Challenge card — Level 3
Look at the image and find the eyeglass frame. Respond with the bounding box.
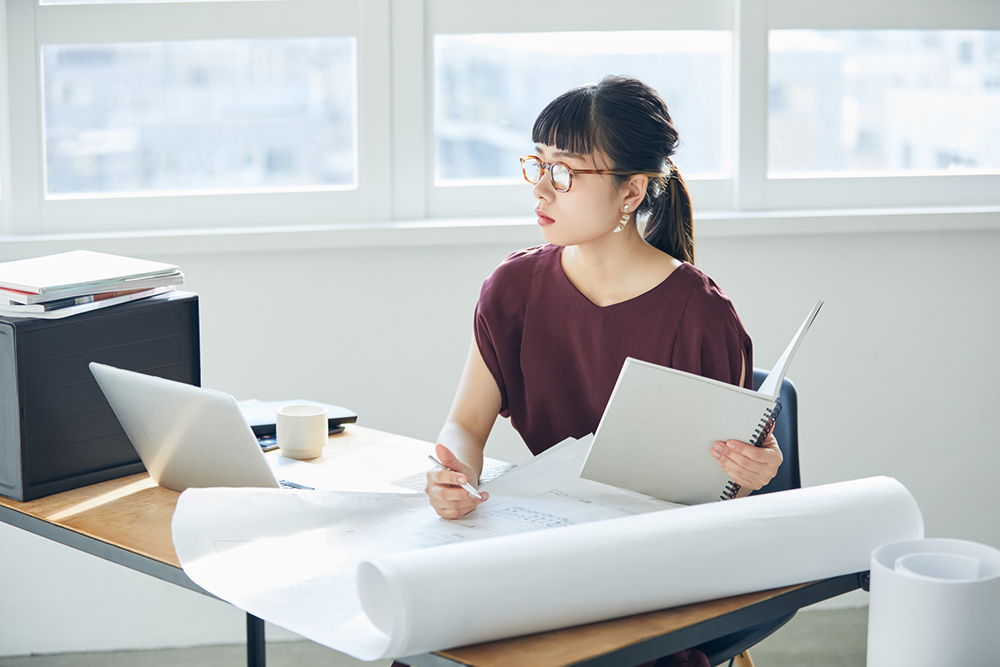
[519,155,667,193]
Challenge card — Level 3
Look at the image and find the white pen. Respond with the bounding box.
[428,454,483,500]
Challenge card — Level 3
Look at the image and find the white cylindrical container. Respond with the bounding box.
[867,538,1000,667]
[276,404,328,460]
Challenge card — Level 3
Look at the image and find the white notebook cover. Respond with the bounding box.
[581,359,775,505]
[580,299,823,505]
[0,250,180,294]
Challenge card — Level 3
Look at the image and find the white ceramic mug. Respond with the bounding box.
[276,404,328,460]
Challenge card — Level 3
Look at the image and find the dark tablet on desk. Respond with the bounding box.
[238,399,358,439]
[255,425,345,452]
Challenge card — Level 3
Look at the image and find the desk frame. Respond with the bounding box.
[0,497,272,667]
[0,502,206,596]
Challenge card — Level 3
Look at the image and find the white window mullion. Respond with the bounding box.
[0,0,11,234]
[5,0,42,235]
[735,0,768,211]
[358,0,392,222]
[390,0,427,221]
[34,1,360,45]
[429,0,732,34]
[764,0,1000,30]
[766,175,1000,211]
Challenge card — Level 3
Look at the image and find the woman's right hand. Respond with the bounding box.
[425,443,489,519]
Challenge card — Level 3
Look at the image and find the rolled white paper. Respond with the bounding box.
[358,476,923,658]
[867,538,1000,666]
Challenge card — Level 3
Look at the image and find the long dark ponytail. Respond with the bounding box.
[531,75,695,264]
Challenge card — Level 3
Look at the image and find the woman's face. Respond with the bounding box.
[531,144,626,248]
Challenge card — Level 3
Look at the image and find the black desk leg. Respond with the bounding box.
[247,613,266,667]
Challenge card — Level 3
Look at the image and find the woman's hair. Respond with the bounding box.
[531,75,694,263]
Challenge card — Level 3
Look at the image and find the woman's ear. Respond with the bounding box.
[623,174,648,211]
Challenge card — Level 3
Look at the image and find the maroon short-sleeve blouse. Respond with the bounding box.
[475,244,753,456]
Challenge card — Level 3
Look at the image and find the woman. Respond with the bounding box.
[423,76,782,666]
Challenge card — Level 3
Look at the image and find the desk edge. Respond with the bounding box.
[401,573,865,667]
[0,503,212,598]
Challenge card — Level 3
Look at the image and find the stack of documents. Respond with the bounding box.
[0,250,183,319]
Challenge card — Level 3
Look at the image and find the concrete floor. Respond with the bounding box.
[738,607,868,667]
[0,607,867,667]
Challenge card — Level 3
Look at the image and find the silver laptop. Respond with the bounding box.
[90,362,315,492]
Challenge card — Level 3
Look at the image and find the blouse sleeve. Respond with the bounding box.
[670,271,754,390]
[473,248,540,416]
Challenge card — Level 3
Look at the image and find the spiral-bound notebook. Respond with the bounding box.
[580,300,823,505]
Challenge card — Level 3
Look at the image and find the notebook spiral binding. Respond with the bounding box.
[719,401,783,501]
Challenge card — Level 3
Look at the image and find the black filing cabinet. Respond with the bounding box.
[0,292,200,501]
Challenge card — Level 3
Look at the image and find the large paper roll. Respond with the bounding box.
[867,538,1000,666]
[358,476,923,658]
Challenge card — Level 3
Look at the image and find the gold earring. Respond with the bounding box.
[615,205,630,233]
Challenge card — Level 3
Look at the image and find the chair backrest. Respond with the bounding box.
[750,369,801,494]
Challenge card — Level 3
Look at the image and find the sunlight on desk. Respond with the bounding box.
[46,477,158,522]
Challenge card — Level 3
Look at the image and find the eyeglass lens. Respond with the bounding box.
[523,157,542,184]
[523,157,572,192]
[550,164,571,191]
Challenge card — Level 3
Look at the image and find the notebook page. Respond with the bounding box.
[757,299,824,399]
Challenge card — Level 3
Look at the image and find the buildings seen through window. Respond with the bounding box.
[43,38,357,197]
[768,30,1000,175]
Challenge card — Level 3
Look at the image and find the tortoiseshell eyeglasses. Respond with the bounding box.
[519,155,664,193]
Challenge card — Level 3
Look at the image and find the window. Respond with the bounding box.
[769,30,1000,177]
[421,0,736,217]
[0,0,997,235]
[434,31,732,185]
[43,38,357,198]
[3,0,369,233]
[738,0,1000,211]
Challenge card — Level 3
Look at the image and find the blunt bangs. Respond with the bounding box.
[531,84,601,156]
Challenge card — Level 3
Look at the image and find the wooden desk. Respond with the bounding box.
[0,425,863,667]
[407,575,864,667]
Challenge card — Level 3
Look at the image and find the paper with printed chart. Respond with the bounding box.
[172,435,923,661]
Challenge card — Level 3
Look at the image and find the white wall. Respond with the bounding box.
[699,225,1000,549]
[2,221,999,655]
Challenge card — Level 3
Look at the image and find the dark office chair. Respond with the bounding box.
[687,369,801,667]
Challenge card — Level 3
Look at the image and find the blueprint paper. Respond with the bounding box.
[173,437,673,658]
[172,440,923,661]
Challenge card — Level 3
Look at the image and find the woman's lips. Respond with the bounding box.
[536,210,554,226]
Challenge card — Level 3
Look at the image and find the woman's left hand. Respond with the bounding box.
[711,432,783,492]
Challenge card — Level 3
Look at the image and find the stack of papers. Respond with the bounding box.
[0,250,184,319]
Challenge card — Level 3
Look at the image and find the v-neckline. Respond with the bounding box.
[556,246,684,310]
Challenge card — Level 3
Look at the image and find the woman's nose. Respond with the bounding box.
[532,174,554,200]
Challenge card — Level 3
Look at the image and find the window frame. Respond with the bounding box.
[738,0,1000,211]
[2,0,391,235]
[0,0,997,238]
[0,0,15,235]
[412,0,737,219]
